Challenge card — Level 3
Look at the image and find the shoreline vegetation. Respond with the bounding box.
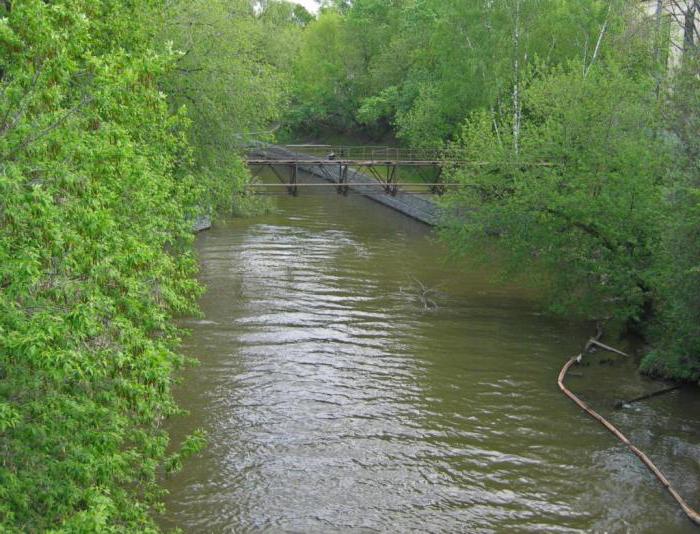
[0,1,300,530]
[0,0,698,531]
[284,0,700,384]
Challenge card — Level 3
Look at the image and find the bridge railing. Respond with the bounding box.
[283,145,445,162]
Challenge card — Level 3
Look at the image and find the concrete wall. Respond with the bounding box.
[250,145,445,227]
[193,215,212,232]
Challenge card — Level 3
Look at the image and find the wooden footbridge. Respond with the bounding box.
[246,144,458,196]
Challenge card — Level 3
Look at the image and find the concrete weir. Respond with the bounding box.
[250,145,444,226]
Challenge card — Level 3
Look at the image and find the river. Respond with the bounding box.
[161,174,700,533]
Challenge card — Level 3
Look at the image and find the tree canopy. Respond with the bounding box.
[0,0,300,530]
[1,0,699,531]
[285,0,700,380]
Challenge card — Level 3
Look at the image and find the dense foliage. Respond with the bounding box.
[0,1,198,529]
[160,0,304,212]
[285,1,700,381]
[2,0,699,530]
[0,0,297,530]
[440,3,700,380]
[288,0,620,145]
[442,60,668,324]
[643,52,700,379]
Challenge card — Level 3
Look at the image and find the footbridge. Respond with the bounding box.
[246,144,461,196]
[244,143,555,225]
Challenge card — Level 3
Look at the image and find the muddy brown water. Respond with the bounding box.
[161,175,700,533]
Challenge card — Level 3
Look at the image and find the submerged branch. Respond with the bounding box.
[559,335,700,526]
[614,385,682,409]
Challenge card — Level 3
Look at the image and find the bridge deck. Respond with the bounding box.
[244,144,556,199]
[246,159,463,166]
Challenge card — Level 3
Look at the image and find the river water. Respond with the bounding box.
[161,177,700,533]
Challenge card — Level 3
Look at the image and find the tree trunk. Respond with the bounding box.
[683,0,698,55]
[684,5,696,50]
[512,0,522,158]
[585,2,612,77]
[654,0,665,99]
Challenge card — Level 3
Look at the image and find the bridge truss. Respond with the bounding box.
[246,144,556,197]
[246,145,457,196]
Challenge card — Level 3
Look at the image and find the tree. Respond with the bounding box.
[0,0,206,530]
[320,0,352,13]
[292,3,315,25]
[288,10,360,130]
[160,0,299,210]
[442,57,668,326]
[286,0,619,146]
[643,21,700,380]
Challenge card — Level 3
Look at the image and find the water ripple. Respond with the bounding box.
[162,191,700,534]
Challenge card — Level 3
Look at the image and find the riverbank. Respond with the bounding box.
[193,215,212,232]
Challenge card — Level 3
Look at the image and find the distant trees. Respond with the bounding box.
[285,1,700,380]
[287,10,356,130]
[287,0,621,144]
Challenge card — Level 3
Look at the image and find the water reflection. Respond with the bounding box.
[161,179,700,533]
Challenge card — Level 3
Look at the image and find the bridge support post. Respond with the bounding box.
[288,164,298,196]
[337,164,349,195]
[386,165,398,196]
[429,167,446,195]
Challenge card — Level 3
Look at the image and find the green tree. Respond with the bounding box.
[644,48,700,380]
[286,0,620,146]
[0,1,205,530]
[289,10,360,130]
[161,0,297,212]
[442,57,668,326]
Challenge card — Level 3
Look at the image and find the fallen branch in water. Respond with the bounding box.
[585,338,629,357]
[402,275,440,310]
[558,340,700,526]
[614,385,682,410]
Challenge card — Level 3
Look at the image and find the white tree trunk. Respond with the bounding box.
[512,0,522,157]
[585,2,612,77]
[654,0,665,98]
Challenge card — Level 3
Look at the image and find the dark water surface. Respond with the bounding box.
[161,178,700,533]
